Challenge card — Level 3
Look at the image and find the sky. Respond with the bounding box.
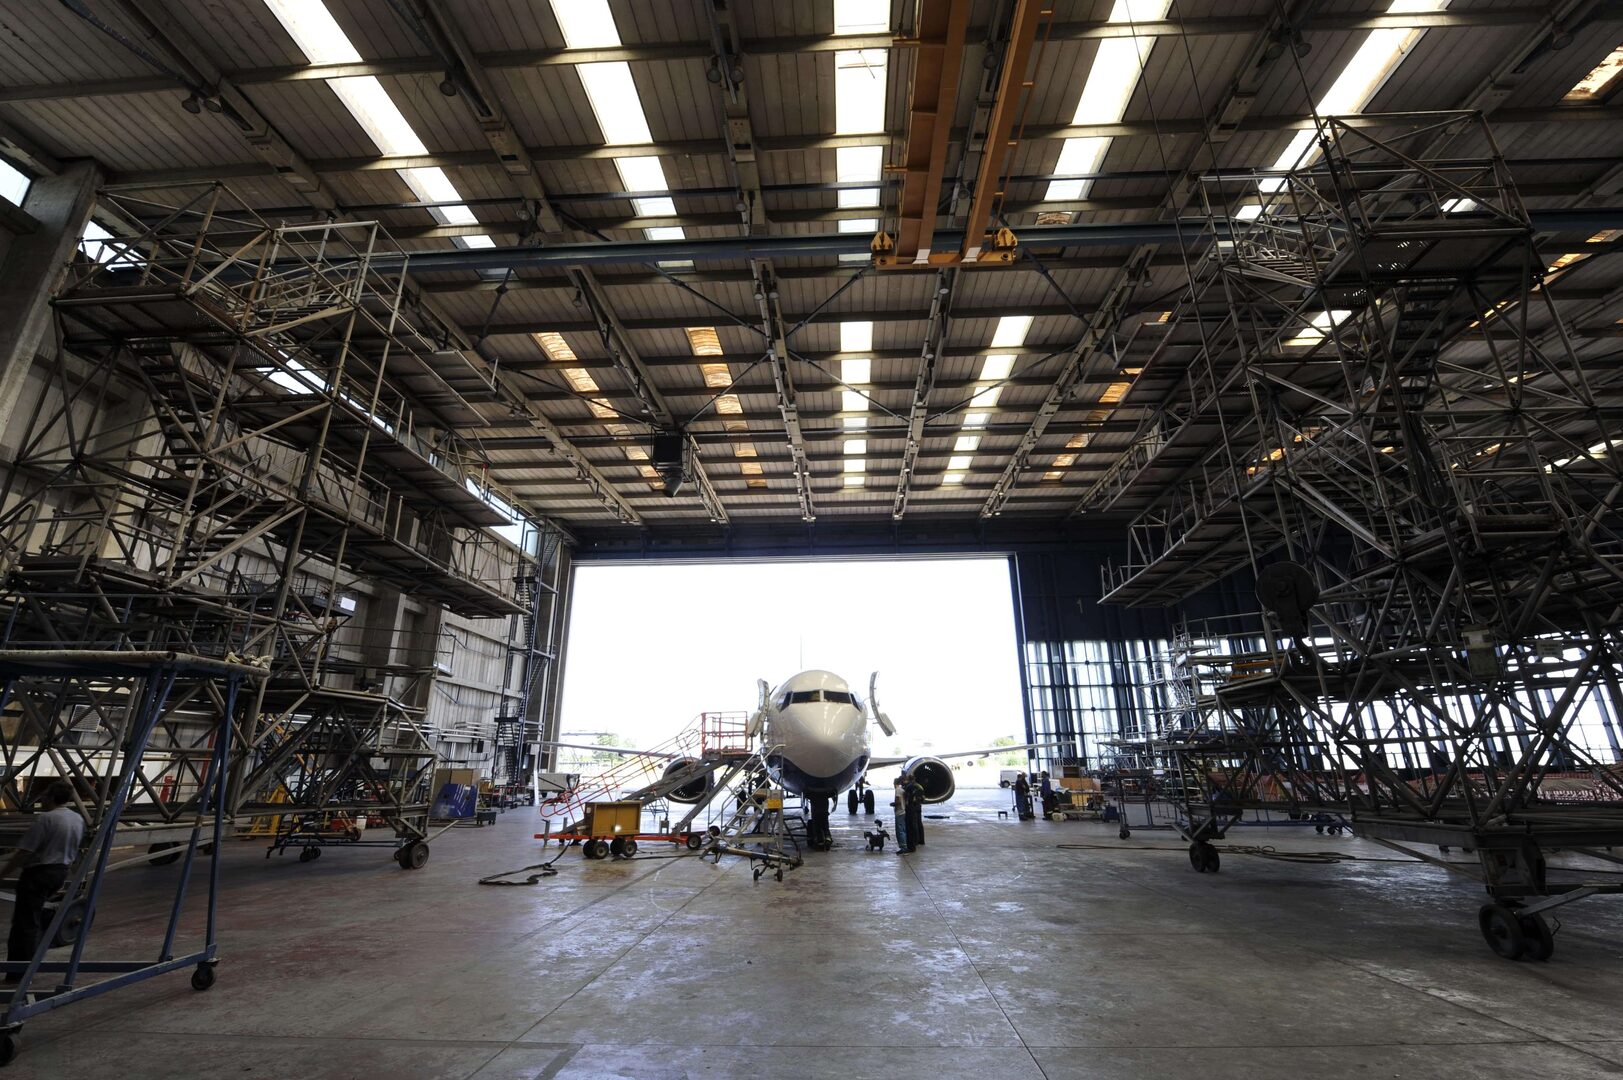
[558,557,1026,764]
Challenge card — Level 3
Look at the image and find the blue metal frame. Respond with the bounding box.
[0,660,240,1031]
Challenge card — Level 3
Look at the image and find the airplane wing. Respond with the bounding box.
[866,740,1066,769]
[537,740,680,760]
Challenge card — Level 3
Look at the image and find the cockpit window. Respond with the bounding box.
[783,689,858,705]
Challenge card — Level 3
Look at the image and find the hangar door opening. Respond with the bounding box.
[557,558,1025,782]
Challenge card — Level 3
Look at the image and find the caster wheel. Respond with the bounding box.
[1202,844,1220,873]
[1189,843,1207,873]
[149,843,183,867]
[1479,903,1526,959]
[48,898,86,949]
[1315,824,1324,834]
[1119,826,1131,840]
[0,1031,19,1066]
[863,790,876,815]
[1519,912,1555,962]
[608,837,625,857]
[298,846,319,863]
[684,833,703,851]
[190,964,216,992]
[848,789,859,814]
[586,838,610,860]
[621,839,638,858]
[398,841,430,870]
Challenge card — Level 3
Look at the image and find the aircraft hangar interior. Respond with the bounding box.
[0,0,1622,1075]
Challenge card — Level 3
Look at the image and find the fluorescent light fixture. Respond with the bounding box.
[840,322,874,353]
[844,439,869,456]
[842,357,872,385]
[954,435,981,452]
[979,354,1016,381]
[1044,0,1172,203]
[1564,44,1623,101]
[1260,0,1446,191]
[948,455,973,471]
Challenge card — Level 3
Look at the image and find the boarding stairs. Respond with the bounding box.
[540,711,757,834]
[702,758,803,882]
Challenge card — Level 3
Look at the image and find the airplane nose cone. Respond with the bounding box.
[774,704,865,781]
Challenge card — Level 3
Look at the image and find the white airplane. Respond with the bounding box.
[655,669,1044,849]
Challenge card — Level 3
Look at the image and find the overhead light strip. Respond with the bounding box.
[550,0,685,247]
[1045,0,1172,205]
[262,0,492,249]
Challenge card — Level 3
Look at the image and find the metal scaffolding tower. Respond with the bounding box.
[1090,113,1623,959]
[0,183,525,871]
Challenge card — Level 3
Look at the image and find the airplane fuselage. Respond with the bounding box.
[760,670,870,798]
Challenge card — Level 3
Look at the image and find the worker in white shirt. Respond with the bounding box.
[1,782,84,981]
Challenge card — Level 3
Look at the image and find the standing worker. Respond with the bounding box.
[892,774,911,854]
[1039,772,1056,818]
[1013,772,1034,820]
[904,771,926,848]
[1,781,84,981]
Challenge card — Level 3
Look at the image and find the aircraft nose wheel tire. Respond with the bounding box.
[1478,903,1527,959]
[863,789,875,815]
[847,788,859,814]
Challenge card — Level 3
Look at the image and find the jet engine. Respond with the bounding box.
[901,757,955,804]
[661,759,713,803]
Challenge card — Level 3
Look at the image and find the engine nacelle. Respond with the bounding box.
[662,758,713,804]
[902,756,955,804]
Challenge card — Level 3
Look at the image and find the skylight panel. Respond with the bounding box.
[687,327,723,355]
[990,315,1033,348]
[262,0,363,63]
[1053,453,1077,468]
[942,472,965,485]
[844,474,866,487]
[701,364,732,388]
[979,354,1016,381]
[0,159,30,206]
[963,412,990,428]
[843,358,872,385]
[1044,0,1171,203]
[533,331,578,362]
[1565,44,1623,101]
[844,439,869,456]
[844,416,868,431]
[836,147,883,207]
[846,458,868,473]
[834,51,888,133]
[948,455,973,471]
[579,65,656,145]
[954,435,981,453]
[716,394,743,415]
[1259,0,1446,190]
[833,0,888,35]
[841,322,873,353]
[971,385,1003,408]
[552,0,622,48]
[842,389,869,413]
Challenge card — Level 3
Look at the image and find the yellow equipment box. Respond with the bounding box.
[583,801,642,837]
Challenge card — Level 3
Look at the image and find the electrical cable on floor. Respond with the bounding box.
[1057,842,1379,865]
[477,845,704,885]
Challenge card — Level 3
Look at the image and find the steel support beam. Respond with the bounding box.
[893,269,954,518]
[750,263,814,521]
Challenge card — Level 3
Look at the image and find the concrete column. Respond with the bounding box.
[0,161,100,436]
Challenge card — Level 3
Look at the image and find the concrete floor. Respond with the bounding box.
[7,787,1623,1078]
